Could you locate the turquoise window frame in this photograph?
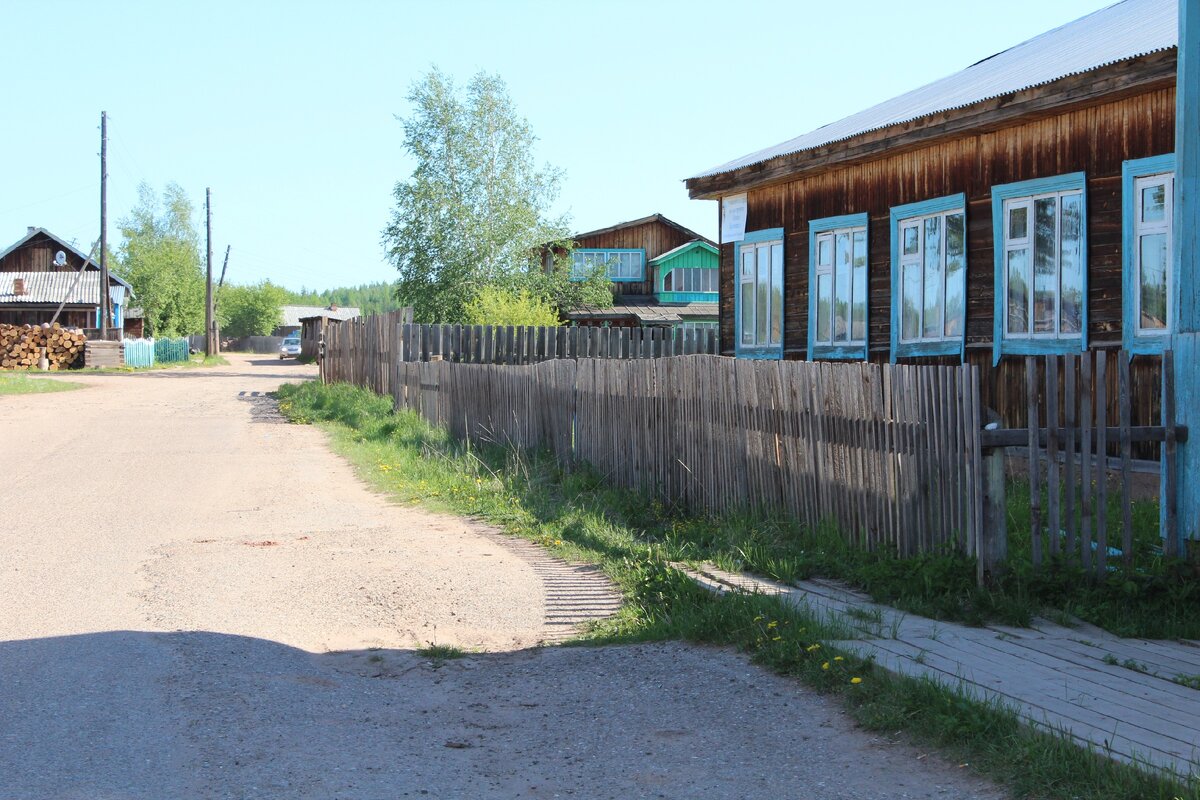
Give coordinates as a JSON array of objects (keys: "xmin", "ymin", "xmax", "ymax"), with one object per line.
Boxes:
[
  {"xmin": 991, "ymin": 172, "xmax": 1088, "ymax": 366},
  {"xmin": 733, "ymin": 227, "xmax": 785, "ymax": 360},
  {"xmin": 569, "ymin": 248, "xmax": 646, "ymax": 282},
  {"xmin": 1122, "ymin": 154, "xmax": 1176, "ymax": 355},
  {"xmin": 889, "ymin": 194, "xmax": 967, "ymax": 362},
  {"xmin": 808, "ymin": 213, "xmax": 869, "ymax": 361}
]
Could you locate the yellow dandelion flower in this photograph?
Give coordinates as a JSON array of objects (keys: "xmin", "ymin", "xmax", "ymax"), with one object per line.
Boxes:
[
  {"xmin": 771, "ymin": 635, "xmax": 781, "ymax": 641},
  {"xmin": 850, "ymin": 677, "xmax": 863, "ymax": 685},
  {"xmin": 834, "ymin": 656, "xmax": 845, "ymax": 662},
  {"xmin": 767, "ymin": 621, "xmax": 778, "ymax": 629},
  {"xmin": 822, "ymin": 662, "xmax": 830, "ymax": 671},
  {"xmin": 806, "ymin": 643, "xmax": 821, "ymax": 652}
]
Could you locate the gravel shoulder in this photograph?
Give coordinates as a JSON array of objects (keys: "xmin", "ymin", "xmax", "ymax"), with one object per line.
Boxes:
[{"xmin": 0, "ymin": 355, "xmax": 1004, "ymax": 798}]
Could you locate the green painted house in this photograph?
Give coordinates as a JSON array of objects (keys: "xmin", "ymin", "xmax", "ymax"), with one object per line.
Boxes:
[{"xmin": 557, "ymin": 213, "xmax": 719, "ymax": 338}]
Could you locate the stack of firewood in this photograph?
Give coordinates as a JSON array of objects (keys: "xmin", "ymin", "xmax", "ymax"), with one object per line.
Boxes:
[{"xmin": 0, "ymin": 323, "xmax": 86, "ymax": 370}]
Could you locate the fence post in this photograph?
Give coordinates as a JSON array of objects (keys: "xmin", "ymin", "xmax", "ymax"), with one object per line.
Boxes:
[{"xmin": 980, "ymin": 444, "xmax": 1008, "ymax": 585}]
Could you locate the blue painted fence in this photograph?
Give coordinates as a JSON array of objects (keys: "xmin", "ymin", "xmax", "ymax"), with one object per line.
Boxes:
[{"xmin": 121, "ymin": 338, "xmax": 191, "ymax": 368}]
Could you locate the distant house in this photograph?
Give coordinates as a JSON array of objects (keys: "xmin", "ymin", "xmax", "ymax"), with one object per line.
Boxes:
[
  {"xmin": 0, "ymin": 227, "xmax": 133, "ymax": 331},
  {"xmin": 275, "ymin": 304, "xmax": 359, "ymax": 336},
  {"xmin": 546, "ymin": 214, "xmax": 718, "ymax": 337}
]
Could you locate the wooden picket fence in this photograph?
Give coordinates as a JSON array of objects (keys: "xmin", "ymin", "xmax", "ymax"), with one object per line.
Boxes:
[
  {"xmin": 398, "ymin": 322, "xmax": 718, "ymax": 364},
  {"xmin": 979, "ymin": 350, "xmax": 1186, "ymax": 576},
  {"xmin": 389, "ymin": 355, "xmax": 986, "ymax": 561}
]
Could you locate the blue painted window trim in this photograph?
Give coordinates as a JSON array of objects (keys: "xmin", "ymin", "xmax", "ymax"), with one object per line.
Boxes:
[
  {"xmin": 1122, "ymin": 154, "xmax": 1176, "ymax": 355},
  {"xmin": 570, "ymin": 248, "xmax": 646, "ymax": 282},
  {"xmin": 808, "ymin": 213, "xmax": 869, "ymax": 361},
  {"xmin": 733, "ymin": 227, "xmax": 785, "ymax": 360},
  {"xmin": 990, "ymin": 172, "xmax": 1088, "ymax": 366},
  {"xmin": 888, "ymin": 194, "xmax": 967, "ymax": 363}
]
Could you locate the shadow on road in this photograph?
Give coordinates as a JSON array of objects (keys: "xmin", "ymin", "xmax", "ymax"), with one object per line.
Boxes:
[{"xmin": 0, "ymin": 629, "xmax": 990, "ymax": 799}]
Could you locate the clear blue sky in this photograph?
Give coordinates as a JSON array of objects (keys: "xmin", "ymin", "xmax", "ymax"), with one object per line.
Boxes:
[{"xmin": 1, "ymin": 0, "xmax": 1112, "ymax": 292}]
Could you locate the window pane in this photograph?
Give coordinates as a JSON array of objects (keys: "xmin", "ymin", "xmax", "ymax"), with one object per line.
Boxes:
[
  {"xmin": 1007, "ymin": 249, "xmax": 1029, "ymax": 334},
  {"xmin": 923, "ymin": 216, "xmax": 942, "ymax": 339},
  {"xmin": 1141, "ymin": 182, "xmax": 1166, "ymax": 224},
  {"xmin": 851, "ymin": 230, "xmax": 867, "ymax": 342},
  {"xmin": 834, "ymin": 232, "xmax": 851, "ymax": 342},
  {"xmin": 707, "ymin": 269, "xmax": 718, "ymax": 292},
  {"xmin": 740, "ymin": 250, "xmax": 755, "ymax": 283},
  {"xmin": 664, "ymin": 270, "xmax": 673, "ymax": 291},
  {"xmin": 1140, "ymin": 232, "xmax": 1168, "ymax": 330},
  {"xmin": 818, "ymin": 237, "xmax": 832, "ymax": 267},
  {"xmin": 903, "ymin": 225, "xmax": 919, "ymax": 256},
  {"xmin": 1060, "ymin": 193, "xmax": 1083, "ymax": 335},
  {"xmin": 1033, "ymin": 198, "xmax": 1057, "ymax": 334},
  {"xmin": 902, "ymin": 263, "xmax": 921, "ymax": 341},
  {"xmin": 816, "ymin": 274, "xmax": 832, "ymax": 343},
  {"xmin": 756, "ymin": 245, "xmax": 769, "ymax": 345},
  {"xmin": 1009, "ymin": 205, "xmax": 1028, "ymax": 240},
  {"xmin": 944, "ymin": 213, "xmax": 966, "ymax": 337},
  {"xmin": 770, "ymin": 243, "xmax": 784, "ymax": 345}
]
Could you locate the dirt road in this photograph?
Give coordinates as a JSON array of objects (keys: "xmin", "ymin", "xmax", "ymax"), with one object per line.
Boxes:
[{"xmin": 0, "ymin": 355, "xmax": 1001, "ymax": 799}]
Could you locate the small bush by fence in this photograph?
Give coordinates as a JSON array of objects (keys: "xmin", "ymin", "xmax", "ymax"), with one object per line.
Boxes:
[{"xmin": 122, "ymin": 338, "xmax": 190, "ymax": 368}]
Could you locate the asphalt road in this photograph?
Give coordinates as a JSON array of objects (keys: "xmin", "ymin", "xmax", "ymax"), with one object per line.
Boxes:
[{"xmin": 0, "ymin": 355, "xmax": 1003, "ymax": 799}]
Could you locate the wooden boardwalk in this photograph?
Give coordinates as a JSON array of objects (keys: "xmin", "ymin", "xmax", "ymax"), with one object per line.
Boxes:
[{"xmin": 681, "ymin": 564, "xmax": 1200, "ymax": 779}]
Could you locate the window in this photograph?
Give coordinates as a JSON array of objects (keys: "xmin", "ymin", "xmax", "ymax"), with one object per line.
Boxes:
[
  {"xmin": 735, "ymin": 229, "xmax": 784, "ymax": 357},
  {"xmin": 679, "ymin": 320, "xmax": 718, "ymax": 333},
  {"xmin": 663, "ymin": 268, "xmax": 718, "ymax": 293},
  {"xmin": 991, "ymin": 174, "xmax": 1087, "ymax": 363},
  {"xmin": 808, "ymin": 214, "xmax": 868, "ymax": 360},
  {"xmin": 1122, "ymin": 155, "xmax": 1175, "ymax": 353},
  {"xmin": 570, "ymin": 249, "xmax": 645, "ymax": 281},
  {"xmin": 889, "ymin": 195, "xmax": 966, "ymax": 360}
]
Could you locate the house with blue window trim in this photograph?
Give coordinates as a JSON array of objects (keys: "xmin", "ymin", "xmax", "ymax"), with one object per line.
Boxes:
[
  {"xmin": 0, "ymin": 227, "xmax": 133, "ymax": 332},
  {"xmin": 550, "ymin": 214, "xmax": 720, "ymax": 336},
  {"xmin": 684, "ymin": 0, "xmax": 1178, "ymax": 427}
]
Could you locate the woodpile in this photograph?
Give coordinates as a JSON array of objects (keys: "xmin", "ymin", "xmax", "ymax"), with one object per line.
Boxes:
[{"xmin": 0, "ymin": 323, "xmax": 87, "ymax": 370}]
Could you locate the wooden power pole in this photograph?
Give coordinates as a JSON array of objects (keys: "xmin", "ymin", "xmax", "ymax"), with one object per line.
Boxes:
[
  {"xmin": 205, "ymin": 188, "xmax": 215, "ymax": 356},
  {"xmin": 99, "ymin": 111, "xmax": 109, "ymax": 337}
]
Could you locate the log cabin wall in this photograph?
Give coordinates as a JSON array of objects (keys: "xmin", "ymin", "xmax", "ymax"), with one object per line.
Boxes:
[
  {"xmin": 576, "ymin": 219, "xmax": 698, "ymax": 297},
  {"xmin": 0, "ymin": 233, "xmax": 90, "ymax": 273},
  {"xmin": 718, "ymin": 85, "xmax": 1176, "ymax": 430}
]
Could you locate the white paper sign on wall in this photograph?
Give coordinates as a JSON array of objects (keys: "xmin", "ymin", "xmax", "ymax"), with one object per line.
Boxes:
[{"xmin": 721, "ymin": 193, "xmax": 748, "ymax": 243}]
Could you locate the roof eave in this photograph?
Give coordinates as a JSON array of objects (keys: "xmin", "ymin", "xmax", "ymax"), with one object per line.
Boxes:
[{"xmin": 686, "ymin": 49, "xmax": 1177, "ymax": 201}]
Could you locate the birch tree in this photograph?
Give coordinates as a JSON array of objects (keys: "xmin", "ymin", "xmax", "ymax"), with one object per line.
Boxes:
[{"xmin": 383, "ymin": 68, "xmax": 608, "ymax": 322}]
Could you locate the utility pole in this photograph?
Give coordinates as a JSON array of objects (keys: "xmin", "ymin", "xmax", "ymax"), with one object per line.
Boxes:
[
  {"xmin": 205, "ymin": 188, "xmax": 215, "ymax": 356},
  {"xmin": 99, "ymin": 111, "xmax": 109, "ymax": 338},
  {"xmin": 214, "ymin": 245, "xmax": 230, "ymax": 344}
]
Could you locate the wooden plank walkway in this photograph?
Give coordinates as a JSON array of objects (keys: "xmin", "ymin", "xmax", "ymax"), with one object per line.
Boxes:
[{"xmin": 679, "ymin": 563, "xmax": 1200, "ymax": 779}]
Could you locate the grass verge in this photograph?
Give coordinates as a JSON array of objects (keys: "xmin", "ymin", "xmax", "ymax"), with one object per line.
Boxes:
[
  {"xmin": 275, "ymin": 379, "xmax": 1198, "ymax": 800},
  {"xmin": 80, "ymin": 353, "xmax": 229, "ymax": 374},
  {"xmin": 0, "ymin": 373, "xmax": 86, "ymax": 395}
]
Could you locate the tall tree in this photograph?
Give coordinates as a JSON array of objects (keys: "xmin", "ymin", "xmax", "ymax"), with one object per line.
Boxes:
[
  {"xmin": 114, "ymin": 183, "xmax": 205, "ymax": 337},
  {"xmin": 383, "ymin": 68, "xmax": 602, "ymax": 322},
  {"xmin": 217, "ymin": 281, "xmax": 287, "ymax": 337}
]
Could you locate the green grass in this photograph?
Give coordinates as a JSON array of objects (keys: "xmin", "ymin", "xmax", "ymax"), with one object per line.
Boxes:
[
  {"xmin": 0, "ymin": 373, "xmax": 86, "ymax": 395},
  {"xmin": 418, "ymin": 643, "xmax": 467, "ymax": 664},
  {"xmin": 274, "ymin": 379, "xmax": 1199, "ymax": 800}
]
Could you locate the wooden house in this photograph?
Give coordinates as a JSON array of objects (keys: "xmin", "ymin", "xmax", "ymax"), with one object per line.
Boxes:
[
  {"xmin": 0, "ymin": 227, "xmax": 132, "ymax": 331},
  {"xmin": 685, "ymin": 0, "xmax": 1179, "ymax": 428},
  {"xmin": 275, "ymin": 304, "xmax": 359, "ymax": 337},
  {"xmin": 553, "ymin": 214, "xmax": 720, "ymax": 337}
]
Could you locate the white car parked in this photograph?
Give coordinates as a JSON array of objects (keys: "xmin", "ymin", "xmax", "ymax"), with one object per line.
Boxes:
[{"xmin": 279, "ymin": 334, "xmax": 302, "ymax": 359}]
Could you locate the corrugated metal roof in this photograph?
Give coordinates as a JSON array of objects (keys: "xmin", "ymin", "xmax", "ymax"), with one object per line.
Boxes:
[
  {"xmin": 565, "ymin": 302, "xmax": 719, "ymax": 324},
  {"xmin": 279, "ymin": 305, "xmax": 360, "ymax": 327},
  {"xmin": 0, "ymin": 272, "xmax": 103, "ymax": 304},
  {"xmin": 690, "ymin": 0, "xmax": 1176, "ymax": 180}
]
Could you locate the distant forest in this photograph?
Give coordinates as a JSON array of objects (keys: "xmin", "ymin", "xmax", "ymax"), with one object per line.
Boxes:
[{"xmin": 282, "ymin": 282, "xmax": 404, "ymax": 317}]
